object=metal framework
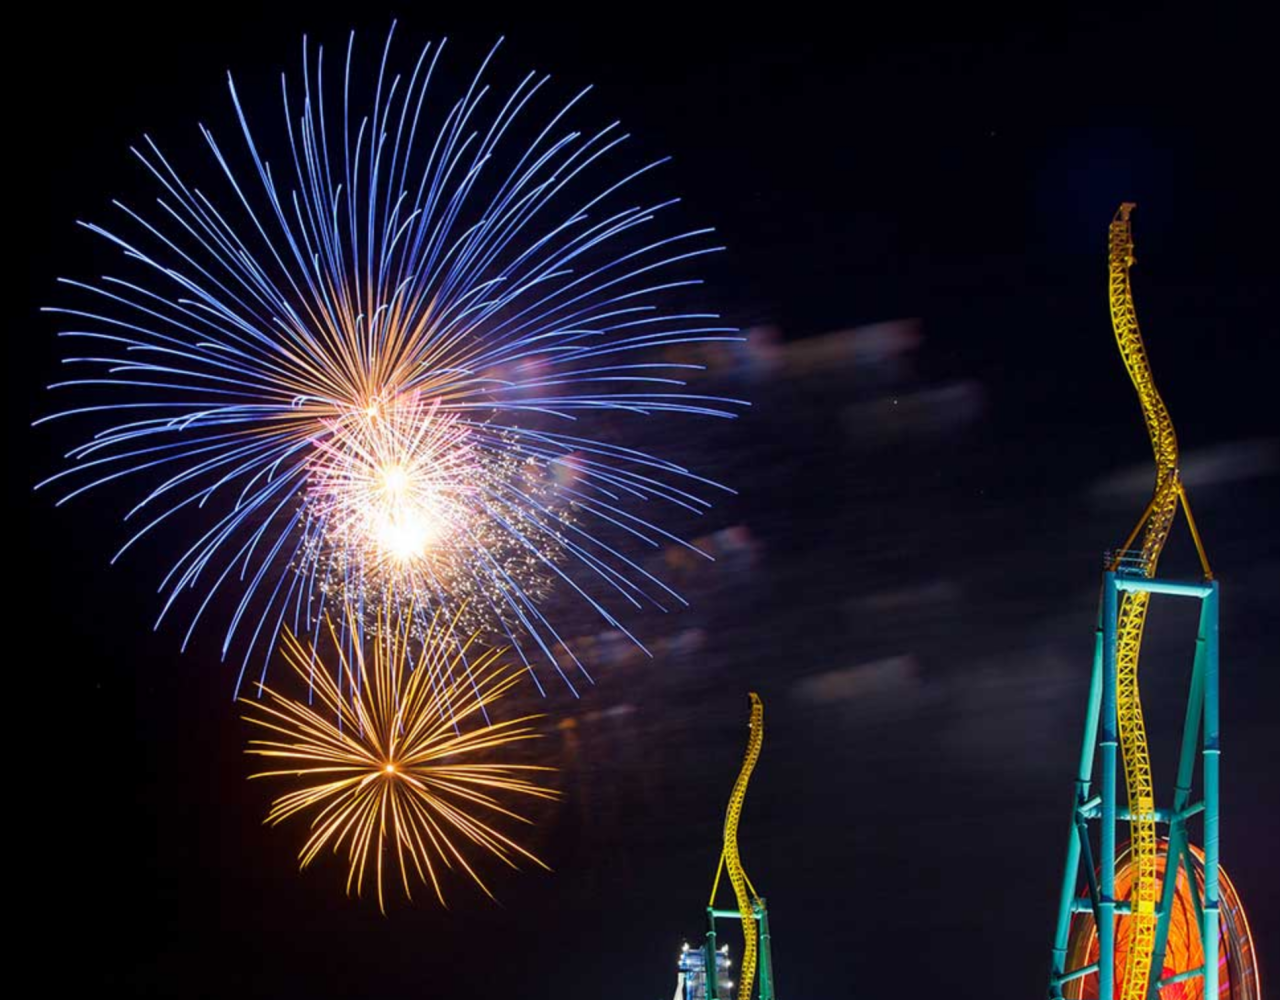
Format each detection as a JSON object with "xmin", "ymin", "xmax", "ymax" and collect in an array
[
  {"xmin": 1048, "ymin": 567, "xmax": 1221, "ymax": 998},
  {"xmin": 704, "ymin": 693, "xmax": 776, "ymax": 1000},
  {"xmin": 703, "ymin": 902, "xmax": 775, "ymax": 1000},
  {"xmin": 1047, "ymin": 205, "xmax": 1256, "ymax": 998}
]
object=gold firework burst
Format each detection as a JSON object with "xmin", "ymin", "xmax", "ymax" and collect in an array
[{"xmin": 242, "ymin": 604, "xmax": 558, "ymax": 911}]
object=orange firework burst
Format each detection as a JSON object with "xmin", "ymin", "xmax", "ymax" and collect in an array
[{"xmin": 242, "ymin": 605, "xmax": 558, "ymax": 911}]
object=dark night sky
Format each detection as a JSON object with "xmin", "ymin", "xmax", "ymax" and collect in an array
[{"xmin": 16, "ymin": 4, "xmax": 1277, "ymax": 998}]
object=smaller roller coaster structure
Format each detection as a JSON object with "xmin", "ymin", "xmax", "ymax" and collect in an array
[
  {"xmin": 689, "ymin": 693, "xmax": 776, "ymax": 1000},
  {"xmin": 1046, "ymin": 205, "xmax": 1261, "ymax": 999}
]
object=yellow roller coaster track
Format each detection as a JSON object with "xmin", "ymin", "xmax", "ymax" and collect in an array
[
  {"xmin": 709, "ymin": 693, "xmax": 764, "ymax": 1000},
  {"xmin": 1106, "ymin": 202, "xmax": 1213, "ymax": 1000}
]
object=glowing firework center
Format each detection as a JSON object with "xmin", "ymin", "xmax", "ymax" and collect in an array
[
  {"xmin": 369, "ymin": 465, "xmax": 448, "ymax": 562},
  {"xmin": 299, "ymin": 389, "xmax": 566, "ymax": 640},
  {"xmin": 311, "ymin": 395, "xmax": 473, "ymax": 569}
]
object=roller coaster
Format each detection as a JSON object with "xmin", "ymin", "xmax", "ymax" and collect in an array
[
  {"xmin": 1046, "ymin": 205, "xmax": 1261, "ymax": 999},
  {"xmin": 674, "ymin": 206, "xmax": 1260, "ymax": 1000},
  {"xmin": 680, "ymin": 693, "xmax": 776, "ymax": 1000}
]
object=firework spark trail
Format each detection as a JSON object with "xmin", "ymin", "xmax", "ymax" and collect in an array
[
  {"xmin": 243, "ymin": 602, "xmax": 559, "ymax": 912},
  {"xmin": 36, "ymin": 24, "xmax": 744, "ymax": 692}
]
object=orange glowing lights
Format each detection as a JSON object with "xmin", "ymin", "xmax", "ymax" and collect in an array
[{"xmin": 1065, "ymin": 842, "xmax": 1261, "ymax": 999}]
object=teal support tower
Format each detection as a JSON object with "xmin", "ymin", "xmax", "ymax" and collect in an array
[{"xmin": 1046, "ymin": 562, "xmax": 1259, "ymax": 998}]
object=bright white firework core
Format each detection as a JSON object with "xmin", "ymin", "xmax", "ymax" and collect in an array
[
  {"xmin": 368, "ymin": 461, "xmax": 450, "ymax": 561},
  {"xmin": 372, "ymin": 505, "xmax": 446, "ymax": 562},
  {"xmin": 379, "ymin": 463, "xmax": 410, "ymax": 497},
  {"xmin": 308, "ymin": 396, "xmax": 473, "ymax": 568}
]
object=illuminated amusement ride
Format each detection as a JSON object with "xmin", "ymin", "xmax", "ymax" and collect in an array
[
  {"xmin": 677, "ymin": 693, "xmax": 776, "ymax": 1000},
  {"xmin": 1046, "ymin": 205, "xmax": 1261, "ymax": 999}
]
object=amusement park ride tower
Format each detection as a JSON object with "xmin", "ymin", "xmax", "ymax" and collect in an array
[
  {"xmin": 1045, "ymin": 205, "xmax": 1261, "ymax": 999},
  {"xmin": 679, "ymin": 693, "xmax": 776, "ymax": 1000}
]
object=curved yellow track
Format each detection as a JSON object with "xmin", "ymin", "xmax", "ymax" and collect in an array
[
  {"xmin": 1107, "ymin": 203, "xmax": 1212, "ymax": 1000},
  {"xmin": 710, "ymin": 693, "xmax": 764, "ymax": 1000}
]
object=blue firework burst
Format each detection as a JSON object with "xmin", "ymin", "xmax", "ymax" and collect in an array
[{"xmin": 37, "ymin": 25, "xmax": 744, "ymax": 695}]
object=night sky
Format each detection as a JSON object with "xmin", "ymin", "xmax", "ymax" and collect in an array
[{"xmin": 17, "ymin": 5, "xmax": 1277, "ymax": 998}]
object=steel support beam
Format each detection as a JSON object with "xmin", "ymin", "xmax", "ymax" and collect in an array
[
  {"xmin": 1146, "ymin": 597, "xmax": 1209, "ymax": 999},
  {"xmin": 705, "ymin": 908, "xmax": 719, "ymax": 1000},
  {"xmin": 1114, "ymin": 577, "xmax": 1214, "ymax": 599},
  {"xmin": 1098, "ymin": 572, "xmax": 1119, "ymax": 1000},
  {"xmin": 757, "ymin": 901, "xmax": 775, "ymax": 1000},
  {"xmin": 1202, "ymin": 582, "xmax": 1221, "ymax": 999}
]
